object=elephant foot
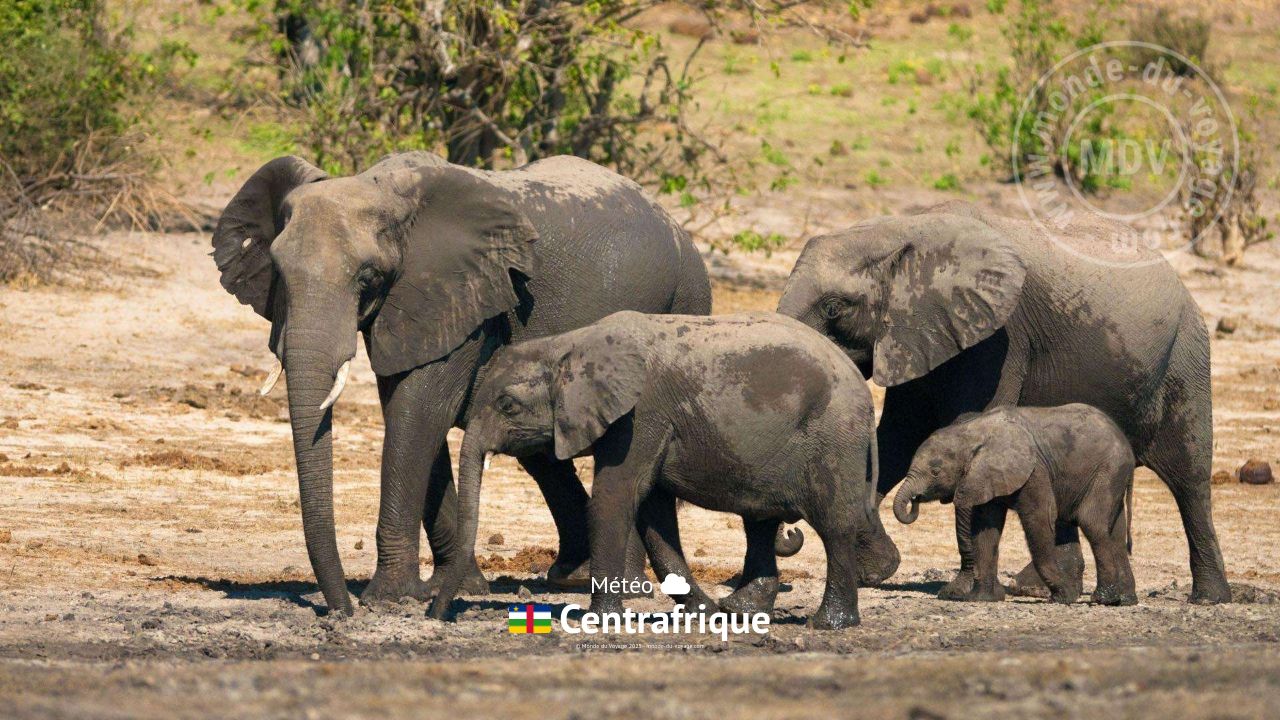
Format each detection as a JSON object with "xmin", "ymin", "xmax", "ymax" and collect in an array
[
  {"xmin": 1006, "ymin": 557, "xmax": 1083, "ymax": 599},
  {"xmin": 937, "ymin": 569, "xmax": 975, "ymax": 600},
  {"xmin": 1091, "ymin": 584, "xmax": 1136, "ymax": 606},
  {"xmin": 1048, "ymin": 586, "xmax": 1078, "ymax": 605},
  {"xmin": 857, "ymin": 533, "xmax": 901, "ymax": 586},
  {"xmin": 808, "ymin": 603, "xmax": 860, "ymax": 630},
  {"xmin": 1189, "ymin": 578, "xmax": 1232, "ymax": 605},
  {"xmin": 361, "ymin": 562, "xmax": 489, "ymax": 606},
  {"xmin": 546, "ymin": 555, "xmax": 591, "ymax": 592},
  {"xmin": 963, "ymin": 583, "xmax": 1006, "ymax": 603},
  {"xmin": 719, "ymin": 577, "xmax": 779, "ymax": 615},
  {"xmin": 588, "ymin": 596, "xmax": 625, "ymax": 617}
]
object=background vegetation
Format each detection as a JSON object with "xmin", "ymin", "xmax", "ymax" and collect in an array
[{"xmin": 2, "ymin": 0, "xmax": 1278, "ymax": 283}]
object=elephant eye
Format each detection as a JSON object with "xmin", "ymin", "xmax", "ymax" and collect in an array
[
  {"xmin": 929, "ymin": 465, "xmax": 941, "ymax": 476},
  {"xmin": 496, "ymin": 394, "xmax": 521, "ymax": 416},
  {"xmin": 820, "ymin": 297, "xmax": 848, "ymax": 320}
]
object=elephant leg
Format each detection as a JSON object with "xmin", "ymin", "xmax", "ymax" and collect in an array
[
  {"xmin": 964, "ymin": 504, "xmax": 1007, "ymax": 602},
  {"xmin": 720, "ymin": 518, "xmax": 781, "ymax": 616},
  {"xmin": 1140, "ymin": 414, "xmax": 1230, "ymax": 603},
  {"xmin": 636, "ymin": 487, "xmax": 717, "ymax": 611},
  {"xmin": 517, "ymin": 453, "xmax": 592, "ymax": 590},
  {"xmin": 586, "ymin": 417, "xmax": 661, "ymax": 615},
  {"xmin": 937, "ymin": 506, "xmax": 976, "ymax": 600},
  {"xmin": 1081, "ymin": 507, "xmax": 1137, "ymax": 606},
  {"xmin": 1015, "ymin": 487, "xmax": 1076, "ymax": 605},
  {"xmin": 1005, "ymin": 524, "xmax": 1084, "ymax": 599},
  {"xmin": 363, "ymin": 347, "xmax": 487, "ymax": 605},
  {"xmin": 807, "ymin": 512, "xmax": 861, "ymax": 630}
]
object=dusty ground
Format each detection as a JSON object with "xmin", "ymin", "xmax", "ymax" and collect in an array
[{"xmin": 1, "ymin": 206, "xmax": 1279, "ymax": 718}]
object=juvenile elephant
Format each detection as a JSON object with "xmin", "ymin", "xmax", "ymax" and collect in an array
[
  {"xmin": 777, "ymin": 201, "xmax": 1229, "ymax": 604},
  {"xmin": 212, "ymin": 152, "xmax": 710, "ymax": 614},
  {"xmin": 894, "ymin": 405, "xmax": 1137, "ymax": 606},
  {"xmin": 428, "ymin": 311, "xmax": 890, "ymax": 629}
]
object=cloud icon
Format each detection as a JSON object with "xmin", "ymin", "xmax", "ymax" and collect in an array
[{"xmin": 659, "ymin": 573, "xmax": 691, "ymax": 597}]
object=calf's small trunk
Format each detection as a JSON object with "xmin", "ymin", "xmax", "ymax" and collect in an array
[{"xmin": 893, "ymin": 474, "xmax": 924, "ymax": 524}]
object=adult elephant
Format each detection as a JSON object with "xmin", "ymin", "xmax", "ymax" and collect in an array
[
  {"xmin": 212, "ymin": 151, "xmax": 711, "ymax": 614},
  {"xmin": 777, "ymin": 200, "xmax": 1230, "ymax": 604}
]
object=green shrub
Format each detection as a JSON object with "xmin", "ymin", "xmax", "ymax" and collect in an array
[
  {"xmin": 0, "ymin": 0, "xmax": 193, "ymax": 284},
  {"xmin": 1131, "ymin": 8, "xmax": 1211, "ymax": 77},
  {"xmin": 933, "ymin": 173, "xmax": 961, "ymax": 190},
  {"xmin": 0, "ymin": 0, "xmax": 136, "ymax": 179},
  {"xmin": 962, "ymin": 0, "xmax": 1119, "ymax": 189}
]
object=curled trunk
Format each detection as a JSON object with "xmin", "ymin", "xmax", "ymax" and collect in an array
[
  {"xmin": 774, "ymin": 525, "xmax": 804, "ymax": 557},
  {"xmin": 893, "ymin": 474, "xmax": 924, "ymax": 524},
  {"xmin": 427, "ymin": 430, "xmax": 486, "ymax": 620}
]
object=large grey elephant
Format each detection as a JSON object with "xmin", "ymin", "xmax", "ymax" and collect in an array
[
  {"xmin": 428, "ymin": 312, "xmax": 891, "ymax": 629},
  {"xmin": 212, "ymin": 151, "xmax": 710, "ymax": 614},
  {"xmin": 777, "ymin": 201, "xmax": 1230, "ymax": 604}
]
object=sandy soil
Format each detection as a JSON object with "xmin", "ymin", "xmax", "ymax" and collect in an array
[{"xmin": 1, "ymin": 203, "xmax": 1279, "ymax": 718}]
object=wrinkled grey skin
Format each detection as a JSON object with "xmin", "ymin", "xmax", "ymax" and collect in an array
[
  {"xmin": 428, "ymin": 311, "xmax": 891, "ymax": 630},
  {"xmin": 894, "ymin": 405, "xmax": 1137, "ymax": 606},
  {"xmin": 211, "ymin": 152, "xmax": 710, "ymax": 614},
  {"xmin": 778, "ymin": 200, "xmax": 1228, "ymax": 604}
]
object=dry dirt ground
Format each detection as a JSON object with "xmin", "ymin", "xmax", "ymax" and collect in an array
[{"xmin": 1, "ymin": 203, "xmax": 1279, "ymax": 718}]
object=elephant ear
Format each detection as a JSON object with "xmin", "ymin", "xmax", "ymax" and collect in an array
[
  {"xmin": 954, "ymin": 413, "xmax": 1036, "ymax": 508},
  {"xmin": 211, "ymin": 156, "xmax": 328, "ymax": 320},
  {"xmin": 367, "ymin": 167, "xmax": 539, "ymax": 376},
  {"xmin": 872, "ymin": 214, "xmax": 1026, "ymax": 387},
  {"xmin": 551, "ymin": 326, "xmax": 648, "ymax": 460}
]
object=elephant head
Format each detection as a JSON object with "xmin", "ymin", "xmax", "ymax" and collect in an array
[
  {"xmin": 426, "ymin": 323, "xmax": 646, "ymax": 618},
  {"xmin": 893, "ymin": 411, "xmax": 1036, "ymax": 523},
  {"xmin": 212, "ymin": 153, "xmax": 537, "ymax": 614},
  {"xmin": 776, "ymin": 208, "xmax": 1026, "ymax": 387}
]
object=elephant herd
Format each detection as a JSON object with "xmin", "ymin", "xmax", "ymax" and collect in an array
[{"xmin": 211, "ymin": 151, "xmax": 1231, "ymax": 627}]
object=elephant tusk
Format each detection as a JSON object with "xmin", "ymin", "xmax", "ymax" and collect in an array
[
  {"xmin": 319, "ymin": 360, "xmax": 351, "ymax": 411},
  {"xmin": 483, "ymin": 452, "xmax": 492, "ymax": 471},
  {"xmin": 260, "ymin": 360, "xmax": 283, "ymax": 396}
]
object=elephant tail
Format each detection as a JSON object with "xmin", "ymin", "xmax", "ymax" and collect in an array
[
  {"xmin": 1125, "ymin": 475, "xmax": 1134, "ymax": 555},
  {"xmin": 774, "ymin": 525, "xmax": 804, "ymax": 557}
]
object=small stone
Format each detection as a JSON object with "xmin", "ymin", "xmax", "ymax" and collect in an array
[
  {"xmin": 1211, "ymin": 470, "xmax": 1234, "ymax": 485},
  {"xmin": 141, "ymin": 618, "xmax": 161, "ymax": 629},
  {"xmin": 694, "ymin": 548, "xmax": 707, "ymax": 557},
  {"xmin": 137, "ymin": 553, "xmax": 158, "ymax": 566},
  {"xmin": 1239, "ymin": 459, "xmax": 1274, "ymax": 485},
  {"xmin": 517, "ymin": 585, "xmax": 533, "ymax": 600},
  {"xmin": 1216, "ymin": 316, "xmax": 1239, "ymax": 335},
  {"xmin": 354, "ymin": 539, "xmax": 364, "ymax": 550},
  {"xmin": 487, "ymin": 533, "xmax": 504, "ymax": 546},
  {"xmin": 0, "ymin": 530, "xmax": 10, "ymax": 543},
  {"xmin": 62, "ymin": 613, "xmax": 75, "ymax": 621},
  {"xmin": 44, "ymin": 614, "xmax": 57, "ymax": 622},
  {"xmin": 310, "ymin": 652, "xmax": 320, "ymax": 661}
]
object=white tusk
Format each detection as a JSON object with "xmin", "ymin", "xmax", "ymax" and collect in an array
[
  {"xmin": 260, "ymin": 360, "xmax": 283, "ymax": 396},
  {"xmin": 319, "ymin": 360, "xmax": 351, "ymax": 411},
  {"xmin": 483, "ymin": 452, "xmax": 492, "ymax": 470}
]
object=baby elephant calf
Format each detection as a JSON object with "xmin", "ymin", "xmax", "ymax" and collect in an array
[
  {"xmin": 428, "ymin": 311, "xmax": 884, "ymax": 629},
  {"xmin": 893, "ymin": 404, "xmax": 1136, "ymax": 606}
]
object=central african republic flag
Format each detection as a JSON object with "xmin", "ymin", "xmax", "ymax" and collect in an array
[{"xmin": 508, "ymin": 603, "xmax": 553, "ymax": 634}]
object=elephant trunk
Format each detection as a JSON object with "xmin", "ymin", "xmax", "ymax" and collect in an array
[
  {"xmin": 774, "ymin": 525, "xmax": 804, "ymax": 557},
  {"xmin": 893, "ymin": 474, "xmax": 924, "ymax": 525},
  {"xmin": 427, "ymin": 427, "xmax": 487, "ymax": 620},
  {"xmin": 283, "ymin": 301, "xmax": 358, "ymax": 616}
]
